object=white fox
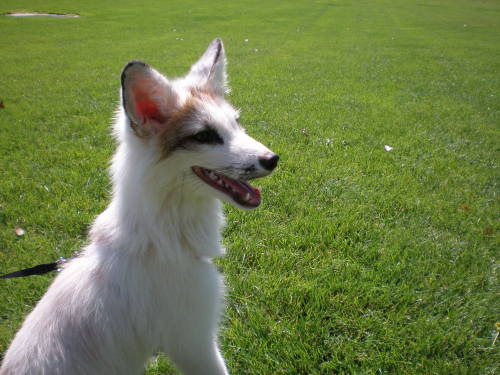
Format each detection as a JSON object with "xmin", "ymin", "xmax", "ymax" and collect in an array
[{"xmin": 0, "ymin": 38, "xmax": 278, "ymax": 375}]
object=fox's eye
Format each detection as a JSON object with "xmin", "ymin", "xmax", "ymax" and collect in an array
[{"xmin": 192, "ymin": 129, "xmax": 223, "ymax": 144}]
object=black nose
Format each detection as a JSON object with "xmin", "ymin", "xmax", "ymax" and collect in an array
[{"xmin": 259, "ymin": 154, "xmax": 279, "ymax": 171}]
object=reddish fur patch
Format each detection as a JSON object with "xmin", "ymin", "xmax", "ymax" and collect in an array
[
  {"xmin": 158, "ymin": 97, "xmax": 199, "ymax": 157},
  {"xmin": 189, "ymin": 87, "xmax": 221, "ymax": 103},
  {"xmin": 165, "ymin": 89, "xmax": 217, "ymax": 132},
  {"xmin": 133, "ymin": 88, "xmax": 220, "ymax": 156}
]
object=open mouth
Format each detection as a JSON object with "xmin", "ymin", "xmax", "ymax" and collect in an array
[{"xmin": 192, "ymin": 166, "xmax": 261, "ymax": 208}]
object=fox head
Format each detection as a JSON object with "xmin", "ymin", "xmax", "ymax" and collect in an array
[{"xmin": 116, "ymin": 38, "xmax": 278, "ymax": 210}]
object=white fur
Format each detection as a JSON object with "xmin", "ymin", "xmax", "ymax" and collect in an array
[{"xmin": 0, "ymin": 39, "xmax": 276, "ymax": 375}]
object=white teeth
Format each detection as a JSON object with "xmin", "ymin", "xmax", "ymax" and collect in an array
[
  {"xmin": 203, "ymin": 168, "xmax": 217, "ymax": 180},
  {"xmin": 198, "ymin": 168, "xmax": 255, "ymax": 204}
]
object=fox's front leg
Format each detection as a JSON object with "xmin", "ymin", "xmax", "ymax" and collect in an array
[
  {"xmin": 167, "ymin": 340, "xmax": 229, "ymax": 375},
  {"xmin": 160, "ymin": 260, "xmax": 229, "ymax": 375}
]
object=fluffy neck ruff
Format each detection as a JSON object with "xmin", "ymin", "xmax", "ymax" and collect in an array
[{"xmin": 89, "ymin": 112, "xmax": 225, "ymax": 262}]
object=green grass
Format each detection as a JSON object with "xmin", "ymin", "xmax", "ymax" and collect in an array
[{"xmin": 0, "ymin": 0, "xmax": 498, "ymax": 373}]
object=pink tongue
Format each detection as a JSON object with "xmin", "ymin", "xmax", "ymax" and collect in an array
[{"xmin": 221, "ymin": 176, "xmax": 260, "ymax": 204}]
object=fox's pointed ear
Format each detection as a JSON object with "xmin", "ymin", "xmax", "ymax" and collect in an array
[
  {"xmin": 121, "ymin": 61, "xmax": 177, "ymax": 136},
  {"xmin": 187, "ymin": 38, "xmax": 229, "ymax": 97}
]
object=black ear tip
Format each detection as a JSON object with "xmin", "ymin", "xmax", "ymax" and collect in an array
[
  {"xmin": 210, "ymin": 38, "xmax": 224, "ymax": 61},
  {"xmin": 121, "ymin": 60, "xmax": 149, "ymax": 86},
  {"xmin": 212, "ymin": 38, "xmax": 223, "ymax": 48},
  {"xmin": 122, "ymin": 60, "xmax": 148, "ymax": 75}
]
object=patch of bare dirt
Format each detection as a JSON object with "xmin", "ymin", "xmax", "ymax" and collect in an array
[{"xmin": 6, "ymin": 12, "xmax": 79, "ymax": 18}]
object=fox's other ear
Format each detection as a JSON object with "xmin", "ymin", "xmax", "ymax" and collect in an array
[
  {"xmin": 187, "ymin": 38, "xmax": 229, "ymax": 97},
  {"xmin": 121, "ymin": 61, "xmax": 177, "ymax": 136}
]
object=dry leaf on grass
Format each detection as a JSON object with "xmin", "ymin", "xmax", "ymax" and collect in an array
[{"xmin": 459, "ymin": 203, "xmax": 471, "ymax": 211}]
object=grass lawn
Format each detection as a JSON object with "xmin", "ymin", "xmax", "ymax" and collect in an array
[{"xmin": 0, "ymin": 0, "xmax": 498, "ymax": 373}]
